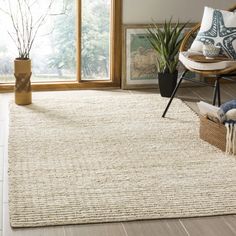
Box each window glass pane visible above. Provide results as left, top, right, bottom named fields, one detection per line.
left=0, top=0, right=76, bottom=83
left=81, top=0, right=111, bottom=80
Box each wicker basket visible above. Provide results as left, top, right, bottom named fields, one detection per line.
left=199, top=116, right=226, bottom=151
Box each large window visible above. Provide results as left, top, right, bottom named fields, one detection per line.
left=0, top=0, right=76, bottom=83
left=81, top=0, right=111, bottom=80
left=0, top=0, right=121, bottom=89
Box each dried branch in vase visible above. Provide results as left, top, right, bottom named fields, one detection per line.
left=0, top=0, right=67, bottom=59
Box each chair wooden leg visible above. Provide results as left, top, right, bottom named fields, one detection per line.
left=217, top=77, right=221, bottom=106
left=212, top=79, right=218, bottom=106
left=212, top=77, right=221, bottom=107
left=162, top=70, right=188, bottom=118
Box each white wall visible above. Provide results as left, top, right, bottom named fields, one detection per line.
left=123, top=0, right=236, bottom=24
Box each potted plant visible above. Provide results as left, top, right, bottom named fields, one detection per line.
left=146, top=20, right=187, bottom=97
left=1, top=0, right=54, bottom=105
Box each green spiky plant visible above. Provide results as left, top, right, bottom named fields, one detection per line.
left=146, top=20, right=187, bottom=73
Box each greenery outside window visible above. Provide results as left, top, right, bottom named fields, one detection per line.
left=0, top=0, right=121, bottom=91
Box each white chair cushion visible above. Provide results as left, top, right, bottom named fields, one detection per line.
left=179, top=51, right=236, bottom=71
left=190, top=6, right=236, bottom=59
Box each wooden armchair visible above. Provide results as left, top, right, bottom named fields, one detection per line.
left=162, top=4, right=236, bottom=118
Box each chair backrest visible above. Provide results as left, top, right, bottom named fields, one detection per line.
left=180, top=4, right=236, bottom=53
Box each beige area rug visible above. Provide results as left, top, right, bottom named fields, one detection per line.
left=8, top=91, right=236, bottom=227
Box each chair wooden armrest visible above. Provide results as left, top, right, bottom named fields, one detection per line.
left=180, top=23, right=201, bottom=53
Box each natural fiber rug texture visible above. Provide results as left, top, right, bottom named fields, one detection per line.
left=8, top=91, right=236, bottom=227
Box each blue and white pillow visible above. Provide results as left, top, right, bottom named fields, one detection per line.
left=190, top=7, right=236, bottom=59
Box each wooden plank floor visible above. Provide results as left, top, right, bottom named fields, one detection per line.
left=1, top=84, right=236, bottom=236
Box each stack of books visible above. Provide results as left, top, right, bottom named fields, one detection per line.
left=197, top=101, right=225, bottom=123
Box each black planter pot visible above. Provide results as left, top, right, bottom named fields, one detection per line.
left=158, top=70, right=178, bottom=98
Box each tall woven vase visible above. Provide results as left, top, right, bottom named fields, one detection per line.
left=14, top=59, right=32, bottom=105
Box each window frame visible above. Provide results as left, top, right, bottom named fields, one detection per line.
left=0, top=0, right=122, bottom=92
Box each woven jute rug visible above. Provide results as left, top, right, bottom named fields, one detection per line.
left=8, top=91, right=236, bottom=227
